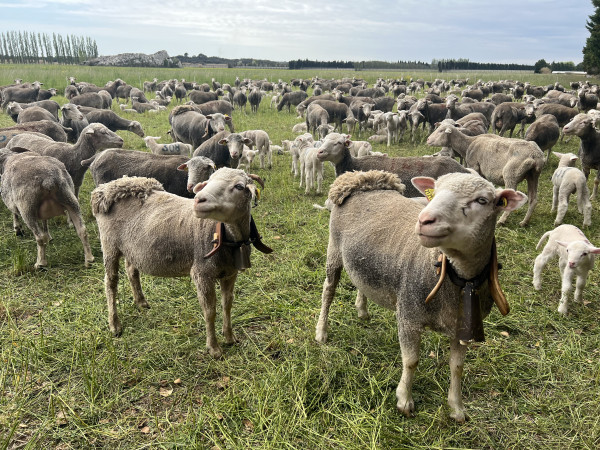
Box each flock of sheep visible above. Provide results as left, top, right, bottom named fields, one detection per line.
left=1, top=73, right=600, bottom=422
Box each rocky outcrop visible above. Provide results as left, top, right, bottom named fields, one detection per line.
left=83, top=50, right=180, bottom=68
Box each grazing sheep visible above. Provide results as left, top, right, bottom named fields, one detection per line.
left=91, top=169, right=271, bottom=358
left=288, top=133, right=314, bottom=177
left=550, top=152, right=592, bottom=227
left=0, top=121, right=69, bottom=148
left=524, top=114, right=560, bottom=161
left=490, top=102, right=529, bottom=137
left=191, top=100, right=234, bottom=117
left=563, top=113, right=600, bottom=199
left=1, top=85, right=41, bottom=109
left=84, top=149, right=215, bottom=196
left=0, top=149, right=94, bottom=269
left=170, top=105, right=232, bottom=148
left=189, top=90, right=219, bottom=105
left=70, top=92, right=106, bottom=110
left=248, top=87, right=264, bottom=113
left=233, top=87, right=248, bottom=113
left=85, top=109, right=145, bottom=137
left=311, top=100, right=354, bottom=132
left=64, top=85, right=79, bottom=100
left=240, top=130, right=272, bottom=169
left=7, top=123, right=124, bottom=198
left=277, top=91, right=309, bottom=112
left=427, top=122, right=545, bottom=226
left=144, top=136, right=193, bottom=157
left=533, top=225, right=600, bottom=315
left=316, top=133, right=469, bottom=198
left=306, top=103, right=330, bottom=138
left=316, top=170, right=526, bottom=421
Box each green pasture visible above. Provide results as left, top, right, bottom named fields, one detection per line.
left=0, top=65, right=599, bottom=449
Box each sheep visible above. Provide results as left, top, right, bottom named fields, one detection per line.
left=524, top=103, right=579, bottom=135
left=7, top=123, right=124, bottom=198
left=533, top=225, right=600, bottom=315
left=316, top=133, right=470, bottom=198
left=587, top=109, right=600, bottom=128
left=91, top=169, right=271, bottom=358
left=237, top=146, right=258, bottom=170
left=383, top=111, right=407, bottom=146
left=189, top=90, right=219, bottom=105
left=70, top=92, right=106, bottom=110
left=169, top=105, right=232, bottom=148
left=270, top=94, right=280, bottom=109
left=347, top=140, right=372, bottom=157
left=143, top=78, right=158, bottom=92
left=306, top=103, right=330, bottom=138
left=311, top=100, right=354, bottom=132
left=240, top=130, right=272, bottom=169
left=563, top=113, right=600, bottom=199
left=60, top=103, right=89, bottom=142
left=10, top=99, right=60, bottom=120
left=85, top=109, right=145, bottom=137
left=80, top=79, right=124, bottom=98
left=292, top=122, right=308, bottom=134
left=550, top=152, right=592, bottom=227
left=64, top=85, right=79, bottom=100
left=132, top=97, right=161, bottom=113
left=98, top=90, right=113, bottom=109
left=1, top=85, right=41, bottom=109
left=191, top=100, right=234, bottom=117
left=115, top=84, right=133, bottom=103
left=0, top=120, right=69, bottom=148
left=83, top=149, right=215, bottom=195
left=276, top=91, right=308, bottom=112
left=248, top=87, right=264, bottom=113
left=427, top=122, right=545, bottom=226
left=8, top=103, right=57, bottom=124
left=490, top=102, right=529, bottom=137
left=0, top=149, right=94, bottom=269
left=193, top=131, right=244, bottom=168
left=299, top=146, right=323, bottom=194
left=524, top=114, right=560, bottom=161
left=233, top=87, right=248, bottom=112
left=316, top=169, right=527, bottom=421
left=144, top=136, right=193, bottom=157
left=290, top=133, right=315, bottom=177
left=577, top=88, right=599, bottom=113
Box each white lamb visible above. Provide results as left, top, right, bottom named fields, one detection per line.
left=237, top=146, right=258, bottom=171
left=299, top=146, right=323, bottom=194
left=533, top=224, right=600, bottom=315
left=551, top=152, right=592, bottom=227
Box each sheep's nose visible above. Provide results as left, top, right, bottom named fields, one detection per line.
left=569, top=261, right=576, bottom=268
left=418, top=212, right=436, bottom=226
left=195, top=196, right=207, bottom=204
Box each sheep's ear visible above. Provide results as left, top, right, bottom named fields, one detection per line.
left=589, top=246, right=600, bottom=254
left=225, top=115, right=232, bottom=121
left=243, top=138, right=253, bottom=145
left=444, top=126, right=453, bottom=134
left=556, top=240, right=569, bottom=248
left=177, top=163, right=188, bottom=172
left=411, top=177, right=436, bottom=201
left=193, top=181, right=208, bottom=193
left=570, top=155, right=579, bottom=162
left=494, top=189, right=528, bottom=211
left=85, top=127, right=96, bottom=135
left=344, top=139, right=352, bottom=147
left=552, top=151, right=563, bottom=158
left=218, top=139, right=228, bottom=145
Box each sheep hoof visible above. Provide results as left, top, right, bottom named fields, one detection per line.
left=15, top=228, right=25, bottom=237
left=208, top=346, right=223, bottom=359
left=518, top=220, right=529, bottom=227
left=557, top=305, right=568, bottom=315
left=135, top=300, right=150, bottom=310
left=315, top=330, right=328, bottom=344
left=110, top=323, right=123, bottom=337
left=34, top=262, right=48, bottom=271
left=449, top=409, right=468, bottom=423
left=84, top=257, right=95, bottom=268
left=396, top=400, right=415, bottom=418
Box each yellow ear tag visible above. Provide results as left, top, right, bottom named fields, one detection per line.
left=424, top=188, right=435, bottom=201
left=499, top=197, right=508, bottom=207
left=255, top=187, right=261, bottom=200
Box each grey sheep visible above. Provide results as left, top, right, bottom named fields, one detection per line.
left=316, top=169, right=526, bottom=421
left=86, top=109, right=145, bottom=137
left=524, top=114, right=560, bottom=161
left=0, top=149, right=94, bottom=269
left=61, top=103, right=89, bottom=142
left=170, top=105, right=232, bottom=148
left=10, top=99, right=60, bottom=120
left=0, top=120, right=70, bottom=149
left=7, top=103, right=57, bottom=124
left=277, top=91, right=308, bottom=112
left=70, top=92, right=106, bottom=110
left=563, top=113, right=600, bottom=199
left=83, top=149, right=215, bottom=196
left=427, top=122, right=545, bottom=226
left=1, top=85, right=41, bottom=109
left=6, top=123, right=124, bottom=198
left=315, top=132, right=469, bottom=198
left=91, top=169, right=270, bottom=358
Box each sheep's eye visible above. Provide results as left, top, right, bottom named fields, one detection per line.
left=475, top=197, right=488, bottom=205
left=234, top=183, right=245, bottom=191
left=583, top=252, right=588, bottom=256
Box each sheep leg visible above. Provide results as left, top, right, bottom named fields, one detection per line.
left=267, top=149, right=272, bottom=169
left=124, top=258, right=149, bottom=309
left=65, top=206, right=94, bottom=267
left=519, top=174, right=539, bottom=227
left=315, top=261, right=343, bottom=344
left=396, top=328, right=421, bottom=417
left=104, top=253, right=122, bottom=336
left=591, top=171, right=600, bottom=200
left=558, top=267, right=574, bottom=315
left=533, top=249, right=554, bottom=290
left=551, top=185, right=559, bottom=212
left=12, top=212, right=24, bottom=236
left=554, top=192, right=570, bottom=227
left=259, top=151, right=265, bottom=169
left=448, top=338, right=468, bottom=423
left=192, top=269, right=222, bottom=358
left=354, top=291, right=369, bottom=320
left=316, top=162, right=323, bottom=194
left=574, top=272, right=589, bottom=304
left=219, top=275, right=238, bottom=345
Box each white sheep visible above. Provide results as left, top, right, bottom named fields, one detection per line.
left=533, top=224, right=600, bottom=315
left=143, top=136, right=193, bottom=157
left=292, top=122, right=308, bottom=134
left=240, top=129, right=272, bottom=169
left=290, top=133, right=314, bottom=178
left=300, top=146, right=323, bottom=194
left=551, top=152, right=592, bottom=227
left=237, top=146, right=258, bottom=171
left=316, top=170, right=527, bottom=421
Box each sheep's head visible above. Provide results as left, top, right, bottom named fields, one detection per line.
left=557, top=240, right=600, bottom=268
left=413, top=173, right=527, bottom=253
left=178, top=156, right=216, bottom=192
left=193, top=168, right=264, bottom=221
left=563, top=114, right=593, bottom=136
left=316, top=133, right=350, bottom=164
left=219, top=133, right=252, bottom=159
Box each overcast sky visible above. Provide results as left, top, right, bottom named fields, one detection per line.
left=2, top=0, right=595, bottom=64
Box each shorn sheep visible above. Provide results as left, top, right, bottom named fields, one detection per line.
left=551, top=152, right=592, bottom=227
left=0, top=149, right=94, bottom=269
left=144, top=136, right=193, bottom=157
left=315, top=170, right=527, bottom=421
left=91, top=168, right=272, bottom=358
left=533, top=224, right=600, bottom=315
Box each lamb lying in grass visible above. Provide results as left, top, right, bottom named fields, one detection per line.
left=533, top=224, right=600, bottom=315
left=551, top=152, right=592, bottom=227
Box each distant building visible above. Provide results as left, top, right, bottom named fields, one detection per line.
left=552, top=71, right=587, bottom=75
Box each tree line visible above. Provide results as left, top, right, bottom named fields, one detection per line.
left=436, top=58, right=534, bottom=72
left=0, top=31, right=98, bottom=65
left=288, top=58, right=543, bottom=71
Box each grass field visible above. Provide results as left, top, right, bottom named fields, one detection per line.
left=1, top=65, right=600, bottom=449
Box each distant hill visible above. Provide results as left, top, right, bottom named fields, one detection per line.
left=176, top=53, right=287, bottom=68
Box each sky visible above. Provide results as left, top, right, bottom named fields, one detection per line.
left=1, top=0, right=595, bottom=64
